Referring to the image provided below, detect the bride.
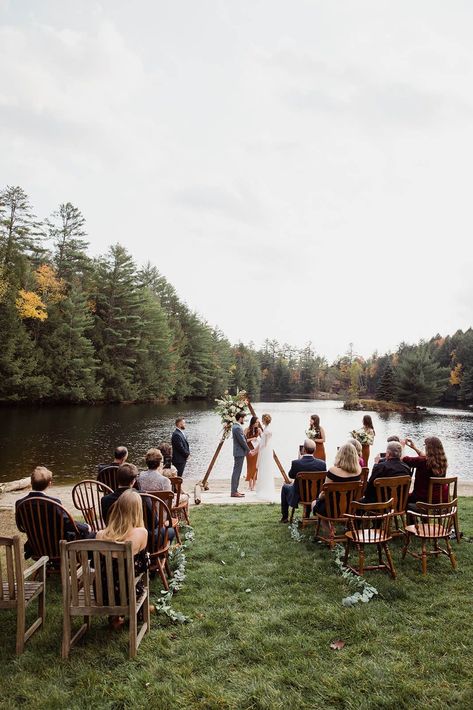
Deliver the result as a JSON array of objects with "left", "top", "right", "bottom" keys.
[{"left": 252, "top": 413, "right": 277, "bottom": 502}]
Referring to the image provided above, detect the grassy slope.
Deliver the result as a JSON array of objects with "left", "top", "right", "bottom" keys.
[{"left": 1, "top": 502, "right": 473, "bottom": 710}]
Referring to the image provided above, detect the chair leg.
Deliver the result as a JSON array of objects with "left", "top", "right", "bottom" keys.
[
  {"left": 383, "top": 543, "right": 396, "bottom": 579},
  {"left": 377, "top": 544, "right": 383, "bottom": 566},
  {"left": 16, "top": 601, "right": 26, "bottom": 655},
  {"left": 129, "top": 608, "right": 137, "bottom": 659},
  {"left": 401, "top": 533, "right": 410, "bottom": 559},
  {"left": 183, "top": 507, "right": 190, "bottom": 525},
  {"left": 165, "top": 557, "right": 173, "bottom": 579},
  {"left": 158, "top": 561, "right": 169, "bottom": 591},
  {"left": 62, "top": 614, "right": 71, "bottom": 660},
  {"left": 343, "top": 539, "right": 350, "bottom": 566},
  {"left": 445, "top": 538, "right": 457, "bottom": 570},
  {"left": 174, "top": 525, "right": 182, "bottom": 545},
  {"left": 328, "top": 523, "right": 335, "bottom": 550},
  {"left": 358, "top": 545, "right": 365, "bottom": 577},
  {"left": 454, "top": 513, "right": 461, "bottom": 543},
  {"left": 421, "top": 541, "right": 428, "bottom": 575}
]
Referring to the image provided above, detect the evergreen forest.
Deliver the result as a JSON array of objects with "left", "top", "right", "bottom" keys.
[{"left": 1, "top": 185, "right": 472, "bottom": 408}]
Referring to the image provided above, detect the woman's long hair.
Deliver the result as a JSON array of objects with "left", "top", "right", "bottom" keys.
[
  {"left": 101, "top": 489, "right": 144, "bottom": 542},
  {"left": 310, "top": 414, "right": 321, "bottom": 435},
  {"left": 425, "top": 436, "right": 448, "bottom": 476},
  {"left": 363, "top": 414, "right": 375, "bottom": 435},
  {"left": 158, "top": 442, "right": 173, "bottom": 468},
  {"left": 334, "top": 443, "right": 360, "bottom": 474},
  {"left": 247, "top": 415, "right": 258, "bottom": 436}
]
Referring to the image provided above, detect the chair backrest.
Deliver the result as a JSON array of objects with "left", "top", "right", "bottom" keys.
[
  {"left": 360, "top": 467, "right": 369, "bottom": 495},
  {"left": 0, "top": 536, "right": 23, "bottom": 608},
  {"left": 322, "top": 481, "right": 363, "bottom": 520},
  {"left": 138, "top": 493, "right": 172, "bottom": 556},
  {"left": 97, "top": 465, "right": 119, "bottom": 491},
  {"left": 170, "top": 477, "right": 183, "bottom": 506},
  {"left": 427, "top": 476, "right": 457, "bottom": 504},
  {"left": 413, "top": 500, "right": 458, "bottom": 538},
  {"left": 374, "top": 475, "right": 411, "bottom": 514},
  {"left": 296, "top": 471, "right": 327, "bottom": 505},
  {"left": 72, "top": 480, "right": 113, "bottom": 532},
  {"left": 60, "top": 539, "right": 135, "bottom": 611},
  {"left": 345, "top": 499, "right": 395, "bottom": 543},
  {"left": 16, "top": 497, "right": 79, "bottom": 564}
]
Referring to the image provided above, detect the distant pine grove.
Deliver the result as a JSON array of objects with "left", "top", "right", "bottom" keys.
[{"left": 1, "top": 185, "right": 472, "bottom": 407}]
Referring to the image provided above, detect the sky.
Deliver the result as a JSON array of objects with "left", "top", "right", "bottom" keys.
[{"left": 1, "top": 0, "right": 472, "bottom": 361}]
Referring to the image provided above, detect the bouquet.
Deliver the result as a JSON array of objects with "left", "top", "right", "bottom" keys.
[
  {"left": 306, "top": 428, "right": 317, "bottom": 440},
  {"left": 215, "top": 390, "right": 250, "bottom": 439},
  {"left": 351, "top": 429, "right": 375, "bottom": 446}
]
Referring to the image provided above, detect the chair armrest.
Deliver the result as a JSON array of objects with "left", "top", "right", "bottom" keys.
[{"left": 24, "top": 556, "right": 49, "bottom": 578}]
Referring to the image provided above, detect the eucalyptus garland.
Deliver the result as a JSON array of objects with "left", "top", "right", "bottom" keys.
[{"left": 152, "top": 525, "right": 194, "bottom": 624}]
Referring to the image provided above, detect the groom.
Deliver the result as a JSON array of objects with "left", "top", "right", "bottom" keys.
[{"left": 231, "top": 411, "right": 250, "bottom": 498}]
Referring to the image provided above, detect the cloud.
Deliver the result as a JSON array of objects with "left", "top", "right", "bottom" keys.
[{"left": 170, "top": 182, "right": 265, "bottom": 225}]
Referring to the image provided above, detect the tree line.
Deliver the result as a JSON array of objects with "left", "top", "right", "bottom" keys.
[{"left": 1, "top": 185, "right": 472, "bottom": 408}]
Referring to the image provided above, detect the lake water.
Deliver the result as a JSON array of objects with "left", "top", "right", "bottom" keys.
[{"left": 1, "top": 400, "right": 472, "bottom": 485}]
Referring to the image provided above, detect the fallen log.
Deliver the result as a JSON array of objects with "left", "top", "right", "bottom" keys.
[{"left": 1, "top": 477, "right": 31, "bottom": 494}]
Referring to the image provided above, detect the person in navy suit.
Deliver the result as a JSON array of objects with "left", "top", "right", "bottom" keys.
[
  {"left": 231, "top": 412, "right": 250, "bottom": 497},
  {"left": 171, "top": 417, "right": 190, "bottom": 475},
  {"left": 280, "top": 440, "right": 326, "bottom": 522}
]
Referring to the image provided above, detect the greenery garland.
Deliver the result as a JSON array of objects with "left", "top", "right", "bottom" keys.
[{"left": 152, "top": 525, "right": 195, "bottom": 624}]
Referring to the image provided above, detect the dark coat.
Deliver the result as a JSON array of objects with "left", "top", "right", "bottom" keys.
[
  {"left": 364, "top": 457, "right": 412, "bottom": 503},
  {"left": 101, "top": 487, "right": 157, "bottom": 531},
  {"left": 287, "top": 455, "right": 326, "bottom": 508},
  {"left": 171, "top": 428, "right": 190, "bottom": 467}
]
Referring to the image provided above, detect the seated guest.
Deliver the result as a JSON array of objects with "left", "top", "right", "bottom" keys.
[
  {"left": 101, "top": 462, "right": 175, "bottom": 545},
  {"left": 280, "top": 439, "right": 326, "bottom": 523},
  {"left": 377, "top": 435, "right": 402, "bottom": 461},
  {"left": 312, "top": 443, "right": 361, "bottom": 517},
  {"left": 139, "top": 449, "right": 172, "bottom": 493},
  {"left": 403, "top": 436, "right": 448, "bottom": 505},
  {"left": 96, "top": 489, "right": 148, "bottom": 628},
  {"left": 16, "top": 466, "right": 93, "bottom": 557},
  {"left": 97, "top": 446, "right": 128, "bottom": 481},
  {"left": 363, "top": 441, "right": 412, "bottom": 504},
  {"left": 158, "top": 442, "right": 178, "bottom": 478},
  {"left": 347, "top": 438, "right": 365, "bottom": 467}
]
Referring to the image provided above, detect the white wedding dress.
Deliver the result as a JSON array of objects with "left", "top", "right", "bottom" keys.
[{"left": 254, "top": 424, "right": 277, "bottom": 502}]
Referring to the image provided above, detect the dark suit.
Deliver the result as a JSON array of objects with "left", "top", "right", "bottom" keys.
[
  {"left": 15, "top": 490, "right": 91, "bottom": 557},
  {"left": 101, "top": 488, "right": 174, "bottom": 546},
  {"left": 280, "top": 455, "right": 326, "bottom": 519},
  {"left": 363, "top": 457, "right": 412, "bottom": 503},
  {"left": 171, "top": 428, "right": 190, "bottom": 475},
  {"left": 231, "top": 423, "right": 250, "bottom": 494}
]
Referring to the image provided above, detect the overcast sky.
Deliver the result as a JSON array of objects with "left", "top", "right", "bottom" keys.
[{"left": 1, "top": 0, "right": 472, "bottom": 361}]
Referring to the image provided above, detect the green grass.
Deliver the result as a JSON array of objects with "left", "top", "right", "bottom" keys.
[{"left": 1, "top": 501, "right": 473, "bottom": 709}]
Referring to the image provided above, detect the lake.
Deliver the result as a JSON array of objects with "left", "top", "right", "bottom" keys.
[{"left": 1, "top": 400, "right": 472, "bottom": 486}]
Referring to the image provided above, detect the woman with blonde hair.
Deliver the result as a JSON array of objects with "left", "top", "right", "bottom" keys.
[
  {"left": 252, "top": 413, "right": 277, "bottom": 501},
  {"left": 347, "top": 437, "right": 366, "bottom": 467},
  {"left": 312, "top": 443, "right": 362, "bottom": 517},
  {"left": 96, "top": 489, "right": 149, "bottom": 628}
]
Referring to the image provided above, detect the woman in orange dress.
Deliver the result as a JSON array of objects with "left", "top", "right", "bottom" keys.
[
  {"left": 351, "top": 414, "right": 375, "bottom": 466},
  {"left": 307, "top": 414, "right": 326, "bottom": 461},
  {"left": 245, "top": 416, "right": 263, "bottom": 491}
]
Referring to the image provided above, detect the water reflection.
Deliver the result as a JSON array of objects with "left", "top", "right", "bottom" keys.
[{"left": 0, "top": 400, "right": 472, "bottom": 484}]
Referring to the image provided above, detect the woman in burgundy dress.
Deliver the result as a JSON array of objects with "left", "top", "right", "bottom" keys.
[{"left": 402, "top": 436, "right": 448, "bottom": 505}]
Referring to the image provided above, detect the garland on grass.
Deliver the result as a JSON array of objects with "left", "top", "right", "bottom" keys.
[
  {"left": 152, "top": 525, "right": 195, "bottom": 624},
  {"left": 287, "top": 522, "right": 378, "bottom": 607}
]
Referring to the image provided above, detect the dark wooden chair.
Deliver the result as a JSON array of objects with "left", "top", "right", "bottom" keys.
[
  {"left": 145, "top": 490, "right": 181, "bottom": 545},
  {"left": 343, "top": 499, "right": 396, "bottom": 578},
  {"left": 96, "top": 465, "right": 119, "bottom": 491},
  {"left": 360, "top": 467, "right": 369, "bottom": 496},
  {"left": 60, "top": 539, "right": 149, "bottom": 659},
  {"left": 16, "top": 497, "right": 80, "bottom": 571},
  {"left": 315, "top": 481, "right": 363, "bottom": 548},
  {"left": 0, "top": 535, "right": 48, "bottom": 654},
  {"left": 138, "top": 493, "right": 173, "bottom": 590},
  {"left": 402, "top": 500, "right": 458, "bottom": 575},
  {"left": 374, "top": 475, "right": 411, "bottom": 537},
  {"left": 72, "top": 480, "right": 113, "bottom": 533},
  {"left": 289, "top": 471, "right": 327, "bottom": 526},
  {"left": 427, "top": 477, "right": 460, "bottom": 542},
  {"left": 170, "top": 476, "right": 190, "bottom": 525}
]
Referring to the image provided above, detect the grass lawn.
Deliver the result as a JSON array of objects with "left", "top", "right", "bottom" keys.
[{"left": 1, "top": 501, "right": 473, "bottom": 710}]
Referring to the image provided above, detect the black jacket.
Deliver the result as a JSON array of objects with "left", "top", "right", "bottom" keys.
[
  {"left": 171, "top": 428, "right": 190, "bottom": 466},
  {"left": 364, "top": 458, "right": 412, "bottom": 503},
  {"left": 286, "top": 455, "right": 326, "bottom": 508}
]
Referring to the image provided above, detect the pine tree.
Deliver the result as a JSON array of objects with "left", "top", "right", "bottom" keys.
[
  {"left": 232, "top": 343, "right": 262, "bottom": 396},
  {"left": 395, "top": 346, "right": 449, "bottom": 408},
  {"left": 0, "top": 186, "right": 44, "bottom": 278},
  {"left": 92, "top": 244, "right": 144, "bottom": 401},
  {"left": 48, "top": 202, "right": 90, "bottom": 284},
  {"left": 376, "top": 363, "right": 396, "bottom": 401}
]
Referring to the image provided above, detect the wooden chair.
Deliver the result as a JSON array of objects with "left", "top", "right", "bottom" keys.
[
  {"left": 427, "top": 477, "right": 460, "bottom": 542},
  {"left": 16, "top": 497, "right": 80, "bottom": 571},
  {"left": 315, "top": 481, "right": 363, "bottom": 548},
  {"left": 96, "top": 465, "right": 119, "bottom": 491},
  {"left": 139, "top": 493, "right": 173, "bottom": 590},
  {"left": 72, "top": 480, "right": 113, "bottom": 533},
  {"left": 402, "top": 500, "right": 458, "bottom": 575},
  {"left": 343, "top": 499, "right": 396, "bottom": 578},
  {"left": 170, "top": 477, "right": 190, "bottom": 525},
  {"left": 289, "top": 471, "right": 327, "bottom": 526},
  {"left": 145, "top": 490, "right": 182, "bottom": 545},
  {"left": 374, "top": 475, "right": 411, "bottom": 537},
  {"left": 360, "top": 467, "right": 369, "bottom": 496},
  {"left": 0, "top": 536, "right": 48, "bottom": 654},
  {"left": 60, "top": 539, "right": 149, "bottom": 659}
]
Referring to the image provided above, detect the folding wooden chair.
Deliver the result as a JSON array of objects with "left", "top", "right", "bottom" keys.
[
  {"left": 402, "top": 500, "right": 458, "bottom": 575},
  {"left": 343, "top": 499, "right": 396, "bottom": 578},
  {"left": 72, "top": 480, "right": 113, "bottom": 532},
  {"left": 315, "top": 481, "right": 363, "bottom": 548},
  {"left": 427, "top": 477, "right": 460, "bottom": 542},
  {"left": 374, "top": 475, "right": 411, "bottom": 537},
  {"left": 60, "top": 539, "right": 149, "bottom": 659},
  {"left": 0, "top": 536, "right": 48, "bottom": 654},
  {"left": 289, "top": 471, "right": 327, "bottom": 526},
  {"left": 138, "top": 493, "right": 173, "bottom": 590}
]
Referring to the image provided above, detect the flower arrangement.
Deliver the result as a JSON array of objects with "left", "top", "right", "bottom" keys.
[
  {"left": 351, "top": 428, "right": 375, "bottom": 446},
  {"left": 215, "top": 389, "right": 250, "bottom": 439},
  {"left": 306, "top": 427, "right": 317, "bottom": 440}
]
